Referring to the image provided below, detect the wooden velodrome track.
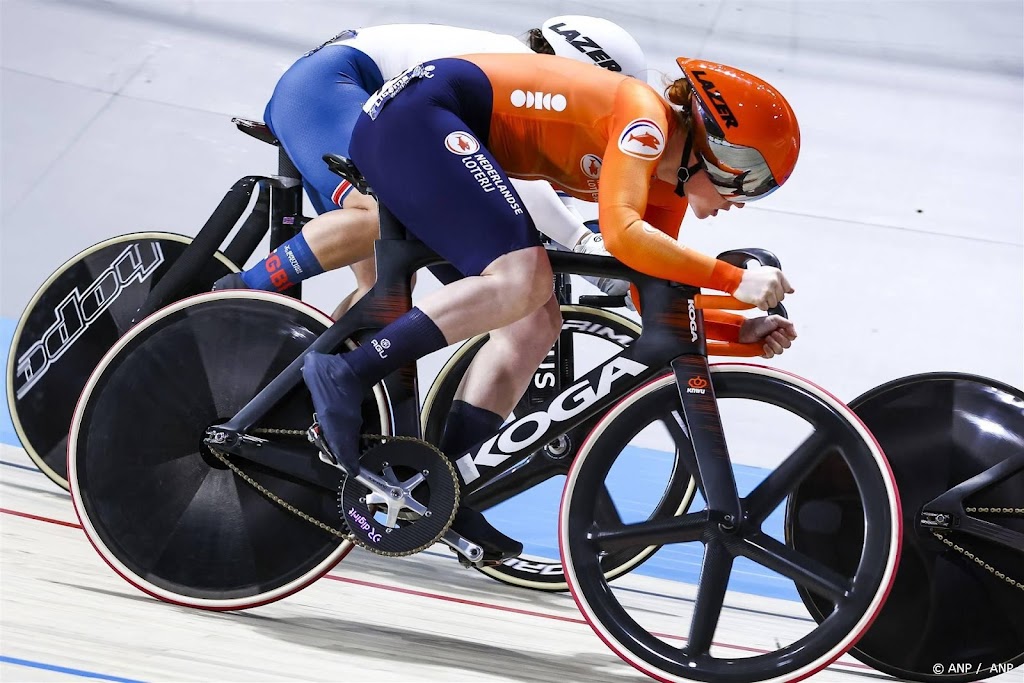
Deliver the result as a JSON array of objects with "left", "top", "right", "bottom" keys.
[{"left": 3, "top": 443, "right": 1017, "bottom": 682}]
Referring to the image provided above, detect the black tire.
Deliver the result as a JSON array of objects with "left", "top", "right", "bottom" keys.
[
  {"left": 811, "top": 373, "right": 1023, "bottom": 682},
  {"left": 561, "top": 365, "right": 901, "bottom": 683},
  {"left": 7, "top": 232, "right": 238, "bottom": 490},
  {"left": 422, "top": 306, "right": 696, "bottom": 591},
  {"left": 69, "top": 291, "right": 391, "bottom": 610}
]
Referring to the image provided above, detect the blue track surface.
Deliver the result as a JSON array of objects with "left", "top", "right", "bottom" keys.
[{"left": 1, "top": 318, "right": 16, "bottom": 445}]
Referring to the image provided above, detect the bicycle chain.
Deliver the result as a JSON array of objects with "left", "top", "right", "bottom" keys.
[
  {"left": 208, "top": 427, "right": 459, "bottom": 558},
  {"left": 211, "top": 433, "right": 1024, "bottom": 584},
  {"left": 931, "top": 506, "right": 1024, "bottom": 592}
]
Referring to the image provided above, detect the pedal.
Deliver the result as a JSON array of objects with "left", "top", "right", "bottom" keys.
[
  {"left": 441, "top": 529, "right": 487, "bottom": 567},
  {"left": 306, "top": 415, "right": 343, "bottom": 470}
]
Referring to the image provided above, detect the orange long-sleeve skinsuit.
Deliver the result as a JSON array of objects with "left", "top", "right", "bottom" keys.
[{"left": 462, "top": 53, "right": 747, "bottom": 341}]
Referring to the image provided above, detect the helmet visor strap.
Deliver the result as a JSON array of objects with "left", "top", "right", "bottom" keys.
[{"left": 674, "top": 127, "right": 706, "bottom": 198}]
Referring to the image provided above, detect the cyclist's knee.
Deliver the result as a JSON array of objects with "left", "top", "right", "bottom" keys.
[
  {"left": 497, "top": 247, "right": 553, "bottom": 311},
  {"left": 541, "top": 296, "right": 561, "bottom": 345}
]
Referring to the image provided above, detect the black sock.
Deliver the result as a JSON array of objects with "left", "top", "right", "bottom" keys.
[
  {"left": 439, "top": 400, "right": 505, "bottom": 458},
  {"left": 344, "top": 307, "right": 447, "bottom": 391}
]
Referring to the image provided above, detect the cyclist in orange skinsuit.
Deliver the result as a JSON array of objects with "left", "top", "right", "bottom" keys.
[{"left": 303, "top": 53, "right": 800, "bottom": 560}]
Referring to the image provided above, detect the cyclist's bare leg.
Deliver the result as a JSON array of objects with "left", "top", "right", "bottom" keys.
[
  {"left": 331, "top": 256, "right": 376, "bottom": 319},
  {"left": 301, "top": 191, "right": 378, "bottom": 270},
  {"left": 417, "top": 246, "right": 553, "bottom": 342},
  {"left": 451, "top": 294, "right": 561, "bottom": 418}
]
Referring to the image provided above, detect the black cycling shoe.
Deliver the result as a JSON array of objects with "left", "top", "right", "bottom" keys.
[
  {"left": 451, "top": 505, "right": 523, "bottom": 562},
  {"left": 211, "top": 272, "right": 249, "bottom": 291},
  {"left": 301, "top": 351, "right": 364, "bottom": 474}
]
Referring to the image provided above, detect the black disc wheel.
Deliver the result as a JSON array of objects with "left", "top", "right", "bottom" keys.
[
  {"left": 805, "top": 373, "right": 1023, "bottom": 682},
  {"left": 422, "top": 306, "right": 695, "bottom": 591},
  {"left": 7, "top": 232, "right": 238, "bottom": 490},
  {"left": 69, "top": 291, "right": 390, "bottom": 609},
  {"left": 561, "top": 365, "right": 901, "bottom": 683}
]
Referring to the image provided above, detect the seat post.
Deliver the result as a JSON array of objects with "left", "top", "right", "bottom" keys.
[
  {"left": 377, "top": 203, "right": 407, "bottom": 240},
  {"left": 270, "top": 147, "right": 304, "bottom": 299}
]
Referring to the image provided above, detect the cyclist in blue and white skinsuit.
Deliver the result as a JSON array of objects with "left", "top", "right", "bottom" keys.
[
  {"left": 221, "top": 18, "right": 646, "bottom": 310},
  {"left": 218, "top": 18, "right": 647, "bottom": 561}
]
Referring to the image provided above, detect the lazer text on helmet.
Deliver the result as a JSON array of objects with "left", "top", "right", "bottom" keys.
[
  {"left": 547, "top": 22, "right": 623, "bottom": 72},
  {"left": 691, "top": 70, "right": 739, "bottom": 128}
]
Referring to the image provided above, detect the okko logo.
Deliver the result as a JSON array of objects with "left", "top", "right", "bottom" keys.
[
  {"left": 687, "top": 376, "right": 709, "bottom": 395},
  {"left": 371, "top": 338, "right": 391, "bottom": 358},
  {"left": 580, "top": 154, "right": 602, "bottom": 179},
  {"left": 15, "top": 242, "right": 165, "bottom": 400},
  {"left": 444, "top": 131, "right": 480, "bottom": 156},
  {"left": 617, "top": 118, "right": 665, "bottom": 160},
  {"left": 510, "top": 90, "right": 567, "bottom": 112}
]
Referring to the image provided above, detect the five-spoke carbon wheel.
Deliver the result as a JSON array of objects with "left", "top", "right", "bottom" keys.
[
  {"left": 69, "top": 291, "right": 390, "bottom": 610},
  {"left": 560, "top": 365, "right": 901, "bottom": 682},
  {"left": 423, "top": 306, "right": 695, "bottom": 591}
]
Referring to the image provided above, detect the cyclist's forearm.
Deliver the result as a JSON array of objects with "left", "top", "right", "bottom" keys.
[{"left": 601, "top": 216, "right": 744, "bottom": 293}]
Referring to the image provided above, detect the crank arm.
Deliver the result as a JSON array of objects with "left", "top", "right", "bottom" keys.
[{"left": 442, "top": 529, "right": 485, "bottom": 566}]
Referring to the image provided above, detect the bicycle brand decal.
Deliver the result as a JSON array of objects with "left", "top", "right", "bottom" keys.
[
  {"left": 533, "top": 345, "right": 557, "bottom": 391},
  {"left": 687, "top": 376, "right": 708, "bottom": 394},
  {"left": 347, "top": 507, "right": 383, "bottom": 543},
  {"left": 687, "top": 299, "right": 698, "bottom": 342},
  {"left": 561, "top": 319, "right": 633, "bottom": 345},
  {"left": 363, "top": 64, "right": 435, "bottom": 120},
  {"left": 500, "top": 557, "right": 564, "bottom": 576},
  {"left": 456, "top": 356, "right": 648, "bottom": 484},
  {"left": 15, "top": 242, "right": 165, "bottom": 400},
  {"left": 617, "top": 118, "right": 665, "bottom": 160}
]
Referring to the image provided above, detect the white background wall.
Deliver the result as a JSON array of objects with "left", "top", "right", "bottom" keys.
[{"left": 2, "top": 0, "right": 1022, "bottom": 410}]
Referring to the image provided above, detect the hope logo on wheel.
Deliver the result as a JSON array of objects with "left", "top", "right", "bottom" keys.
[{"left": 444, "top": 131, "right": 480, "bottom": 156}]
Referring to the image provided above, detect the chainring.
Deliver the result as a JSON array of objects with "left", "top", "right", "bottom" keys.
[{"left": 339, "top": 438, "right": 459, "bottom": 557}]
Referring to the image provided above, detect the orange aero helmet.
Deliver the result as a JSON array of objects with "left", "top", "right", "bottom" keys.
[{"left": 676, "top": 58, "right": 800, "bottom": 202}]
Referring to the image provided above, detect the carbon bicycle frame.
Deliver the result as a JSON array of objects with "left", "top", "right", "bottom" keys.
[{"left": 204, "top": 203, "right": 746, "bottom": 531}]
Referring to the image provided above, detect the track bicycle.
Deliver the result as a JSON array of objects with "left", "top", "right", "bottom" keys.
[
  {"left": 68, "top": 155, "right": 902, "bottom": 683},
  {"left": 6, "top": 116, "right": 695, "bottom": 596}
]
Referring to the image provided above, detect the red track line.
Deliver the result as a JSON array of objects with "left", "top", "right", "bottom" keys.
[
  {"left": 0, "top": 506, "right": 873, "bottom": 671},
  {"left": 324, "top": 574, "right": 590, "bottom": 625},
  {"left": 0, "top": 507, "right": 81, "bottom": 529}
]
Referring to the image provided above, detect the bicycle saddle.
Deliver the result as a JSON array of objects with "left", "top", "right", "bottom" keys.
[
  {"left": 231, "top": 117, "right": 280, "bottom": 147},
  {"left": 323, "top": 154, "right": 374, "bottom": 197}
]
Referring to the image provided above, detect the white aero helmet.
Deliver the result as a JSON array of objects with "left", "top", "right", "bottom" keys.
[{"left": 540, "top": 15, "right": 647, "bottom": 80}]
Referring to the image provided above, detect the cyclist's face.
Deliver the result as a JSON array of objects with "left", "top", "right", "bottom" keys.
[{"left": 686, "top": 169, "right": 745, "bottom": 219}]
